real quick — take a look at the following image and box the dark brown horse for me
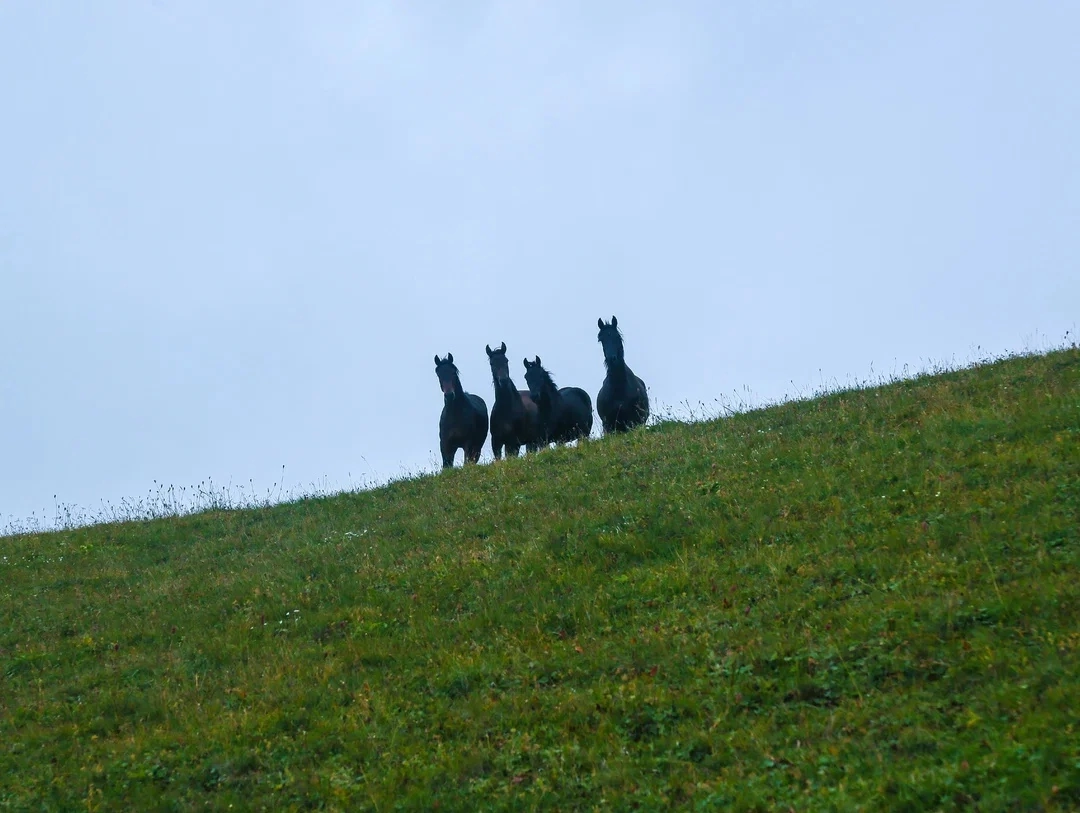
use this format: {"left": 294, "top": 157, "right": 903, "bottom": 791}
{"left": 596, "top": 316, "right": 649, "bottom": 433}
{"left": 522, "top": 356, "right": 593, "bottom": 446}
{"left": 486, "top": 342, "right": 540, "bottom": 459}
{"left": 434, "top": 353, "right": 488, "bottom": 469}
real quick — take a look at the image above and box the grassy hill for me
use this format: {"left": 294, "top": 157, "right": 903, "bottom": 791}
{"left": 2, "top": 349, "right": 1078, "bottom": 811}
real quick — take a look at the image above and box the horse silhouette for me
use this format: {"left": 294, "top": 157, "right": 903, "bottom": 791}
{"left": 522, "top": 356, "right": 593, "bottom": 446}
{"left": 434, "top": 353, "right": 489, "bottom": 469}
{"left": 486, "top": 342, "right": 540, "bottom": 459}
{"left": 596, "top": 316, "right": 649, "bottom": 433}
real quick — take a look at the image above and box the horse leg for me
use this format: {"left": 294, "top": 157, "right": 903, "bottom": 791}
{"left": 441, "top": 440, "right": 456, "bottom": 470}
{"left": 491, "top": 435, "right": 503, "bottom": 461}
{"left": 465, "top": 443, "right": 482, "bottom": 465}
{"left": 505, "top": 443, "right": 521, "bottom": 458}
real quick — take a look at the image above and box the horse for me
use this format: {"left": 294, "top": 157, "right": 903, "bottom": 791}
{"left": 486, "top": 342, "right": 541, "bottom": 459}
{"left": 434, "top": 353, "right": 489, "bottom": 469}
{"left": 522, "top": 356, "right": 593, "bottom": 446}
{"left": 596, "top": 316, "right": 650, "bottom": 434}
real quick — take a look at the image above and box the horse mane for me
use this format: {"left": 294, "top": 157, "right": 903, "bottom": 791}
{"left": 524, "top": 362, "right": 559, "bottom": 400}
{"left": 535, "top": 365, "right": 557, "bottom": 391}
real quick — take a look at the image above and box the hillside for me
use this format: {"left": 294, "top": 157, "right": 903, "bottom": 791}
{"left": 2, "top": 349, "right": 1078, "bottom": 811}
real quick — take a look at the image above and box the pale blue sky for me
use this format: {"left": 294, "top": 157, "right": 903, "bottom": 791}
{"left": 2, "top": 2, "right": 1077, "bottom": 526}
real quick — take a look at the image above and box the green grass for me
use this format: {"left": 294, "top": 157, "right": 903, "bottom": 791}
{"left": 2, "top": 349, "right": 1078, "bottom": 811}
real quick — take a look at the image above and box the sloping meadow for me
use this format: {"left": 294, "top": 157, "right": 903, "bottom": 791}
{"left": 2, "top": 349, "right": 1078, "bottom": 810}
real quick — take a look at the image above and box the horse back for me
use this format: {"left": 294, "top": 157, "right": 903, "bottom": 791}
{"left": 466, "top": 393, "right": 489, "bottom": 423}
{"left": 628, "top": 367, "right": 648, "bottom": 397}
{"left": 519, "top": 390, "right": 539, "bottom": 418}
{"left": 559, "top": 386, "right": 593, "bottom": 413}
{"left": 557, "top": 387, "right": 594, "bottom": 437}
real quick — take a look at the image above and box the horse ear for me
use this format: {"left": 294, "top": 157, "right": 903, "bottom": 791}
{"left": 598, "top": 317, "right": 604, "bottom": 330}
{"left": 534, "top": 355, "right": 541, "bottom": 366}
{"left": 611, "top": 315, "right": 617, "bottom": 328}
{"left": 485, "top": 344, "right": 492, "bottom": 356}
{"left": 434, "top": 354, "right": 441, "bottom": 366}
{"left": 522, "top": 357, "right": 529, "bottom": 368}
{"left": 500, "top": 341, "right": 506, "bottom": 353}
{"left": 447, "top": 353, "right": 454, "bottom": 364}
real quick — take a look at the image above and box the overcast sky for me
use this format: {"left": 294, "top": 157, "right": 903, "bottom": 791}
{"left": 2, "top": 1, "right": 1077, "bottom": 527}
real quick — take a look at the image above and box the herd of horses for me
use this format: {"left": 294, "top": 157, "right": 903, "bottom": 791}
{"left": 434, "top": 316, "right": 650, "bottom": 469}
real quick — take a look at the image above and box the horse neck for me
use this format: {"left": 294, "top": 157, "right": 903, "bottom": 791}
{"left": 493, "top": 376, "right": 518, "bottom": 405}
{"left": 533, "top": 376, "right": 559, "bottom": 414}
{"left": 605, "top": 356, "right": 630, "bottom": 388}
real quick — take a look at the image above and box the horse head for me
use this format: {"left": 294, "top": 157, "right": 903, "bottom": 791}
{"left": 522, "top": 355, "right": 550, "bottom": 402}
{"left": 486, "top": 342, "right": 511, "bottom": 389}
{"left": 597, "top": 316, "right": 624, "bottom": 365}
{"left": 434, "top": 353, "right": 459, "bottom": 401}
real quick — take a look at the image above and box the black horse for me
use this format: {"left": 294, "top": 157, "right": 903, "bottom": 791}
{"left": 486, "top": 342, "right": 541, "bottom": 459}
{"left": 434, "top": 353, "right": 489, "bottom": 469}
{"left": 522, "top": 356, "right": 593, "bottom": 446}
{"left": 596, "top": 316, "right": 649, "bottom": 433}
